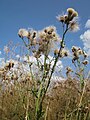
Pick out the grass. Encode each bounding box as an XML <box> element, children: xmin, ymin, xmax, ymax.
<box><xmin>0</xmin><ymin>77</ymin><xmax>90</xmax><ymax>120</ymax></box>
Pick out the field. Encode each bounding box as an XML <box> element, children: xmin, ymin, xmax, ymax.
<box><xmin>0</xmin><ymin>8</ymin><xmax>90</xmax><ymax>120</ymax></box>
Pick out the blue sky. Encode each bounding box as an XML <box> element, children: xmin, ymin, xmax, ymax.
<box><xmin>0</xmin><ymin>0</ymin><xmax>90</xmax><ymax>73</ymax></box>
<box><xmin>0</xmin><ymin>0</ymin><xmax>90</xmax><ymax>47</ymax></box>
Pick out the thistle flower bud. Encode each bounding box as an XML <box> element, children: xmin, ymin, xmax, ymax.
<box><xmin>31</xmin><ymin>39</ymin><xmax>37</xmax><ymax>46</ymax></box>
<box><xmin>5</xmin><ymin>61</ymin><xmax>14</xmax><ymax>70</ymax></box>
<box><xmin>72</xmin><ymin>56</ymin><xmax>79</xmax><ymax>63</ymax></box>
<box><xmin>56</xmin><ymin>15</ymin><xmax>65</xmax><ymax>23</ymax></box>
<box><xmin>83</xmin><ymin>51</ymin><xmax>88</xmax><ymax>58</ymax></box>
<box><xmin>60</xmin><ymin>49</ymin><xmax>69</xmax><ymax>57</ymax></box>
<box><xmin>66</xmin><ymin>66</ymin><xmax>73</xmax><ymax>72</ymax></box>
<box><xmin>82</xmin><ymin>60</ymin><xmax>89</xmax><ymax>65</ymax></box>
<box><xmin>67</xmin><ymin>8</ymin><xmax>75</xmax><ymax>15</ymax></box>
<box><xmin>78</xmin><ymin>49</ymin><xmax>83</xmax><ymax>55</ymax></box>
<box><xmin>72</xmin><ymin>11</ymin><xmax>78</xmax><ymax>17</ymax></box>
<box><xmin>44</xmin><ymin>29</ymin><xmax>47</xmax><ymax>33</ymax></box>
<box><xmin>66</xmin><ymin>66</ymin><xmax>73</xmax><ymax>75</ymax></box>
<box><xmin>34</xmin><ymin>51</ymin><xmax>41</xmax><ymax>58</ymax></box>
<box><xmin>73</xmin><ymin>52</ymin><xmax>79</xmax><ymax>57</ymax></box>
<box><xmin>67</xmin><ymin>8</ymin><xmax>78</xmax><ymax>19</ymax></box>
<box><xmin>72</xmin><ymin>46</ymin><xmax>78</xmax><ymax>52</ymax></box>
<box><xmin>18</xmin><ymin>29</ymin><xmax>29</xmax><ymax>38</ymax></box>
<box><xmin>32</xmin><ymin>31</ymin><xmax>37</xmax><ymax>39</ymax></box>
<box><xmin>54</xmin><ymin>49</ymin><xmax>59</xmax><ymax>55</ymax></box>
<box><xmin>64</xmin><ymin>15</ymin><xmax>69</xmax><ymax>24</ymax></box>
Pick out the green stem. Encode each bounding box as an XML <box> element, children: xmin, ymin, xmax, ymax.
<box><xmin>35</xmin><ymin>55</ymin><xmax>47</xmax><ymax>119</ymax></box>
<box><xmin>40</xmin><ymin>26</ymin><xmax>69</xmax><ymax>108</ymax></box>
<box><xmin>76</xmin><ymin>81</ymin><xmax>86</xmax><ymax>120</ymax></box>
<box><xmin>35</xmin><ymin>82</ymin><xmax>43</xmax><ymax>119</ymax></box>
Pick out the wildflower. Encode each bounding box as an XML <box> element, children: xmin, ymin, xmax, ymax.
<box><xmin>34</xmin><ymin>51</ymin><xmax>41</xmax><ymax>58</ymax></box>
<box><xmin>67</xmin><ymin>8</ymin><xmax>78</xmax><ymax>18</ymax></box>
<box><xmin>0</xmin><ymin>68</ymin><xmax>5</xmax><ymax>74</ymax></box>
<box><xmin>66</xmin><ymin>66</ymin><xmax>73</xmax><ymax>72</ymax></box>
<box><xmin>72</xmin><ymin>11</ymin><xmax>78</xmax><ymax>17</ymax></box>
<box><xmin>52</xmin><ymin>32</ymin><xmax>60</xmax><ymax>41</ymax></box>
<box><xmin>11</xmin><ymin>74</ymin><xmax>18</xmax><ymax>80</ymax></box>
<box><xmin>9</xmin><ymin>61</ymin><xmax>14</xmax><ymax>68</ymax></box>
<box><xmin>37</xmin><ymin>26</ymin><xmax>59</xmax><ymax>56</ymax></box>
<box><xmin>56</xmin><ymin>15</ymin><xmax>65</xmax><ymax>23</ymax></box>
<box><xmin>43</xmin><ymin>26</ymin><xmax>58</xmax><ymax>39</ymax></box>
<box><xmin>60</xmin><ymin>49</ymin><xmax>69</xmax><ymax>57</ymax></box>
<box><xmin>67</xmin><ymin>8</ymin><xmax>75</xmax><ymax>15</ymax></box>
<box><xmin>69</xmin><ymin>21</ymin><xmax>79</xmax><ymax>32</ymax></box>
<box><xmin>31</xmin><ymin>39</ymin><xmax>37</xmax><ymax>46</ymax></box>
<box><xmin>72</xmin><ymin>46</ymin><xmax>78</xmax><ymax>52</ymax></box>
<box><xmin>73</xmin><ymin>52</ymin><xmax>79</xmax><ymax>57</ymax></box>
<box><xmin>66</xmin><ymin>66</ymin><xmax>73</xmax><ymax>76</ymax></box>
<box><xmin>82</xmin><ymin>60</ymin><xmax>89</xmax><ymax>65</ymax></box>
<box><xmin>46</xmin><ymin>26</ymin><xmax>56</xmax><ymax>34</ymax></box>
<box><xmin>43</xmin><ymin>26</ymin><xmax>58</xmax><ymax>41</ymax></box>
<box><xmin>64</xmin><ymin>15</ymin><xmax>69</xmax><ymax>24</ymax></box>
<box><xmin>38</xmin><ymin>30</ymin><xmax>46</xmax><ymax>40</ymax></box>
<box><xmin>28</xmin><ymin>30</ymin><xmax>37</xmax><ymax>40</ymax></box>
<box><xmin>18</xmin><ymin>29</ymin><xmax>29</xmax><ymax>38</ymax></box>
<box><xmin>83</xmin><ymin>51</ymin><xmax>88</xmax><ymax>58</ymax></box>
<box><xmin>57</xmin><ymin>14</ymin><xmax>69</xmax><ymax>24</ymax></box>
<box><xmin>72</xmin><ymin>46</ymin><xmax>80</xmax><ymax>62</ymax></box>
<box><xmin>31</xmin><ymin>31</ymin><xmax>37</xmax><ymax>39</ymax></box>
<box><xmin>72</xmin><ymin>56</ymin><xmax>79</xmax><ymax>63</ymax></box>
<box><xmin>57</xmin><ymin>8</ymin><xmax>78</xmax><ymax>26</ymax></box>
<box><xmin>72</xmin><ymin>46</ymin><xmax>83</xmax><ymax>60</ymax></box>
<box><xmin>5</xmin><ymin>61</ymin><xmax>14</xmax><ymax>70</ymax></box>
<box><xmin>67</xmin><ymin>8</ymin><xmax>78</xmax><ymax>21</ymax></box>
<box><xmin>78</xmin><ymin>49</ymin><xmax>83</xmax><ymax>55</ymax></box>
<box><xmin>54</xmin><ymin>49</ymin><xmax>59</xmax><ymax>55</ymax></box>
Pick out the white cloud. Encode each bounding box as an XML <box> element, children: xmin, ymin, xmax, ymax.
<box><xmin>86</xmin><ymin>49</ymin><xmax>90</xmax><ymax>56</ymax></box>
<box><xmin>0</xmin><ymin>51</ymin><xmax>1</xmax><ymax>55</ymax></box>
<box><xmin>85</xmin><ymin>19</ymin><xmax>90</xmax><ymax>28</ymax></box>
<box><xmin>22</xmin><ymin>55</ymin><xmax>63</xmax><ymax>79</ymax></box>
<box><xmin>80</xmin><ymin>29</ymin><xmax>90</xmax><ymax>56</ymax></box>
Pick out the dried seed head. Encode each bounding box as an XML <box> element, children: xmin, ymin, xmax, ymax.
<box><xmin>67</xmin><ymin>8</ymin><xmax>75</xmax><ymax>15</ymax></box>
<box><xmin>18</xmin><ymin>29</ymin><xmax>29</xmax><ymax>38</ymax></box>
<box><xmin>72</xmin><ymin>11</ymin><xmax>78</xmax><ymax>17</ymax></box>
<box><xmin>83</xmin><ymin>51</ymin><xmax>88</xmax><ymax>58</ymax></box>
<box><xmin>66</xmin><ymin>66</ymin><xmax>73</xmax><ymax>76</ymax></box>
<box><xmin>72</xmin><ymin>46</ymin><xmax>78</xmax><ymax>52</ymax></box>
<box><xmin>69</xmin><ymin>22</ymin><xmax>79</xmax><ymax>32</ymax></box>
<box><xmin>60</xmin><ymin>49</ymin><xmax>69</xmax><ymax>57</ymax></box>
<box><xmin>54</xmin><ymin>49</ymin><xmax>59</xmax><ymax>55</ymax></box>
<box><xmin>64</xmin><ymin>15</ymin><xmax>69</xmax><ymax>24</ymax></box>
<box><xmin>67</xmin><ymin>8</ymin><xmax>78</xmax><ymax>20</ymax></box>
<box><xmin>66</xmin><ymin>66</ymin><xmax>73</xmax><ymax>72</ymax></box>
<box><xmin>78</xmin><ymin>49</ymin><xmax>83</xmax><ymax>55</ymax></box>
<box><xmin>72</xmin><ymin>56</ymin><xmax>79</xmax><ymax>63</ymax></box>
<box><xmin>82</xmin><ymin>60</ymin><xmax>89</xmax><ymax>65</ymax></box>
<box><xmin>56</xmin><ymin>15</ymin><xmax>65</xmax><ymax>23</ymax></box>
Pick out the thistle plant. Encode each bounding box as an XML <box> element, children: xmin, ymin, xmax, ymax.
<box><xmin>71</xmin><ymin>46</ymin><xmax>88</xmax><ymax>90</ymax></box>
<box><xmin>0</xmin><ymin>8</ymin><xmax>90</xmax><ymax>120</ymax></box>
<box><xmin>71</xmin><ymin>46</ymin><xmax>89</xmax><ymax>120</ymax></box>
<box><xmin>65</xmin><ymin>46</ymin><xmax>89</xmax><ymax>120</ymax></box>
<box><xmin>18</xmin><ymin>8</ymin><xmax>79</xmax><ymax>120</ymax></box>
